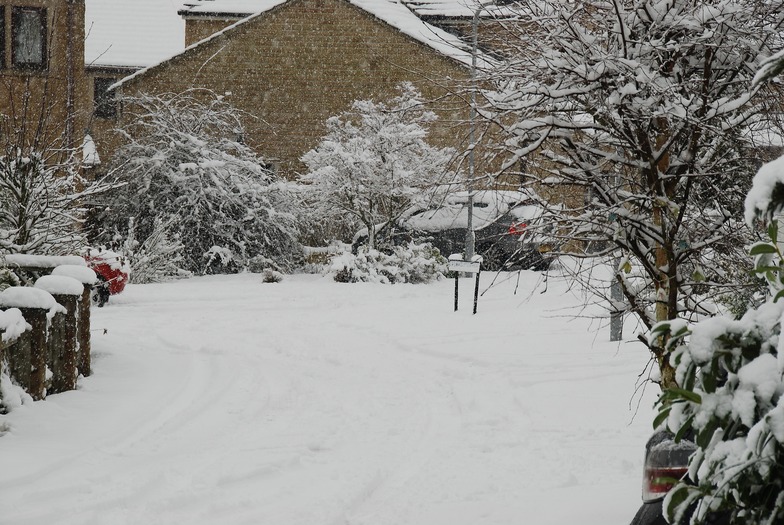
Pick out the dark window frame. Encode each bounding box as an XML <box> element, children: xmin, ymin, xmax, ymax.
<box><xmin>11</xmin><ymin>6</ymin><xmax>47</xmax><ymax>71</ymax></box>
<box><xmin>93</xmin><ymin>77</ymin><xmax>118</xmax><ymax>119</ymax></box>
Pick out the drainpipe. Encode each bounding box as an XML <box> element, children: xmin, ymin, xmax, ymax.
<box><xmin>65</xmin><ymin>0</ymin><xmax>76</xmax><ymax>153</ymax></box>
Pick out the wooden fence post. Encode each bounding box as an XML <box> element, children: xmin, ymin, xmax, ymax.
<box><xmin>35</xmin><ymin>276</ymin><xmax>86</xmax><ymax>394</ymax></box>
<box><xmin>51</xmin><ymin>265</ymin><xmax>97</xmax><ymax>378</ymax></box>
<box><xmin>0</xmin><ymin>287</ymin><xmax>65</xmax><ymax>400</ymax></box>
<box><xmin>77</xmin><ymin>285</ymin><xmax>91</xmax><ymax>377</ymax></box>
<box><xmin>16</xmin><ymin>307</ymin><xmax>49</xmax><ymax>400</ymax></box>
<box><xmin>49</xmin><ymin>295</ymin><xmax>78</xmax><ymax>393</ymax></box>
<box><xmin>5</xmin><ymin>324</ymin><xmax>33</xmax><ymax>397</ymax></box>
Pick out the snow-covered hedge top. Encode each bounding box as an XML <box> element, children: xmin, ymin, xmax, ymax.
<box><xmin>52</xmin><ymin>265</ymin><xmax>97</xmax><ymax>285</ymax></box>
<box><xmin>745</xmin><ymin>155</ymin><xmax>784</xmax><ymax>225</ymax></box>
<box><xmin>0</xmin><ymin>287</ymin><xmax>66</xmax><ymax>316</ymax></box>
<box><xmin>3</xmin><ymin>254</ymin><xmax>86</xmax><ymax>269</ymax></box>
<box><xmin>34</xmin><ymin>275</ymin><xmax>86</xmax><ymax>297</ymax></box>
<box><xmin>0</xmin><ymin>308</ymin><xmax>30</xmax><ymax>342</ymax></box>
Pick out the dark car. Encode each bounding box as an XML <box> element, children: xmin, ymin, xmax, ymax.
<box><xmin>352</xmin><ymin>190</ymin><xmax>557</xmax><ymax>271</ymax></box>
<box><xmin>630</xmin><ymin>431</ymin><xmax>728</xmax><ymax>525</ymax></box>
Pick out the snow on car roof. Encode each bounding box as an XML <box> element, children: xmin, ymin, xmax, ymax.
<box><xmin>407</xmin><ymin>190</ymin><xmax>536</xmax><ymax>231</ymax></box>
<box><xmin>446</xmin><ymin>190</ymin><xmax>532</xmax><ymax>206</ymax></box>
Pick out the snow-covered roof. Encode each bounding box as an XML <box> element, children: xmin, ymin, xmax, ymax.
<box><xmin>85</xmin><ymin>0</ymin><xmax>185</xmax><ymax>68</ymax></box>
<box><xmin>173</xmin><ymin>0</ymin><xmax>473</xmax><ymax>65</ymax></box>
<box><xmin>404</xmin><ymin>0</ymin><xmax>480</xmax><ymax>18</ymax></box>
<box><xmin>179</xmin><ymin>0</ymin><xmax>286</xmax><ymax>16</ymax></box>
<box><xmin>403</xmin><ymin>0</ymin><xmax>517</xmax><ymax>19</ymax></box>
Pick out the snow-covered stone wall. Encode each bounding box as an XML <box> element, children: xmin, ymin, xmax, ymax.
<box><xmin>0</xmin><ymin>265</ymin><xmax>93</xmax><ymax>408</ymax></box>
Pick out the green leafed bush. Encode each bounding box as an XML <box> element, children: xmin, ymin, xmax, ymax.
<box><xmin>656</xmin><ymin>225</ymin><xmax>784</xmax><ymax>525</ymax></box>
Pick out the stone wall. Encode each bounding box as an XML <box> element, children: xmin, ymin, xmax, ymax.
<box><xmin>184</xmin><ymin>17</ymin><xmax>234</xmax><ymax>46</ymax></box>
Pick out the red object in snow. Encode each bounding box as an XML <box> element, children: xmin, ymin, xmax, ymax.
<box><xmin>83</xmin><ymin>251</ymin><xmax>130</xmax><ymax>296</ymax></box>
<box><xmin>507</xmin><ymin>222</ymin><xmax>528</xmax><ymax>236</ymax></box>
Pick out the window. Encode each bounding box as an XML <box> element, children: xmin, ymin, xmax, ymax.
<box><xmin>12</xmin><ymin>7</ymin><xmax>46</xmax><ymax>70</ymax></box>
<box><xmin>94</xmin><ymin>78</ymin><xmax>118</xmax><ymax>119</ymax></box>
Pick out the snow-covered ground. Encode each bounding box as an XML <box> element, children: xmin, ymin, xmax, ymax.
<box><xmin>1</xmin><ymin>269</ymin><xmax>659</xmax><ymax>524</ymax></box>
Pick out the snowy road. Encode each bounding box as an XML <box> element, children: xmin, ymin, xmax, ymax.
<box><xmin>2</xmin><ymin>271</ymin><xmax>658</xmax><ymax>524</ymax></box>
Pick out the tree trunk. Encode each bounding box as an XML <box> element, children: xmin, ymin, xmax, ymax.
<box><xmin>651</xmin><ymin>121</ymin><xmax>679</xmax><ymax>390</ymax></box>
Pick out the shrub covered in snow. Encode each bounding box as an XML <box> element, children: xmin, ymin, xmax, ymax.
<box><xmin>0</xmin><ymin>268</ymin><xmax>20</xmax><ymax>292</ymax></box>
<box><xmin>331</xmin><ymin>243</ymin><xmax>446</xmax><ymax>284</ymax></box>
<box><xmin>91</xmin><ymin>90</ymin><xmax>302</xmax><ymax>276</ymax></box>
<box><xmin>299</xmin><ymin>83</ymin><xmax>454</xmax><ymax>246</ymax></box>
<box><xmin>261</xmin><ymin>269</ymin><xmax>284</xmax><ymax>283</ymax></box>
<box><xmin>655</xmin><ymin>155</ymin><xmax>784</xmax><ymax>524</ymax></box>
<box><xmin>119</xmin><ymin>217</ymin><xmax>187</xmax><ymax>284</ymax></box>
<box><xmin>0</xmin><ymin>149</ymin><xmax>91</xmax><ymax>255</ymax></box>
<box><xmin>0</xmin><ymin>361</ymin><xmax>32</xmax><ymax>415</ymax></box>
<box><xmin>0</xmin><ymin>308</ymin><xmax>31</xmax><ymax>414</ymax></box>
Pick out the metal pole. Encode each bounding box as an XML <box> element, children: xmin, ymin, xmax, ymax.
<box><xmin>454</xmin><ymin>273</ymin><xmax>459</xmax><ymax>312</ymax></box>
<box><xmin>473</xmin><ymin>269</ymin><xmax>481</xmax><ymax>315</ymax></box>
<box><xmin>610</xmin><ymin>264</ymin><xmax>623</xmax><ymax>341</ymax></box>
<box><xmin>466</xmin><ymin>2</ymin><xmax>493</xmax><ymax>261</ymax></box>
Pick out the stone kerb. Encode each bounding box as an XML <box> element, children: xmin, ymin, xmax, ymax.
<box><xmin>52</xmin><ymin>265</ymin><xmax>97</xmax><ymax>378</ymax></box>
<box><xmin>35</xmin><ymin>275</ymin><xmax>86</xmax><ymax>394</ymax></box>
<box><xmin>0</xmin><ymin>287</ymin><xmax>66</xmax><ymax>400</ymax></box>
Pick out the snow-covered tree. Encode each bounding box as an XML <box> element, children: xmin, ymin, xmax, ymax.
<box><xmin>482</xmin><ymin>0</ymin><xmax>784</xmax><ymax>388</ymax></box>
<box><xmin>0</xmin><ymin>148</ymin><xmax>86</xmax><ymax>255</ymax></box>
<box><xmin>0</xmin><ymin>104</ymin><xmax>110</xmax><ymax>256</ymax></box>
<box><xmin>92</xmin><ymin>90</ymin><xmax>302</xmax><ymax>277</ymax></box>
<box><xmin>300</xmin><ymin>83</ymin><xmax>455</xmax><ymax>248</ymax></box>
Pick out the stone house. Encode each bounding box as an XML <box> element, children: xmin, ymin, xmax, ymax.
<box><xmin>0</xmin><ymin>0</ymin><xmax>528</xmax><ymax>185</ymax></box>
<box><xmin>0</xmin><ymin>0</ymin><xmax>184</xmax><ymax>166</ymax></box>
<box><xmin>83</xmin><ymin>0</ymin><xmax>184</xmax><ymax>168</ymax></box>
<box><xmin>0</xmin><ymin>0</ymin><xmax>90</xmax><ymax>159</ymax></box>
<box><xmin>103</xmin><ymin>0</ymin><xmax>484</xmax><ymax>180</ymax></box>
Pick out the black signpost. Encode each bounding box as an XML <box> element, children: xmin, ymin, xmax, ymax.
<box><xmin>448</xmin><ymin>254</ymin><xmax>482</xmax><ymax>314</ymax></box>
